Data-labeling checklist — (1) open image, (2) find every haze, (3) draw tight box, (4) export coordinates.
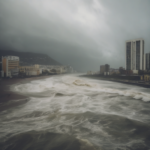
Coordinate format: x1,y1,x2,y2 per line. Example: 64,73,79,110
0,0,150,71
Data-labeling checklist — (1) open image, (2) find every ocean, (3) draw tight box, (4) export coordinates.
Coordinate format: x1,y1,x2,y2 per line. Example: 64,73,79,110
0,74,150,150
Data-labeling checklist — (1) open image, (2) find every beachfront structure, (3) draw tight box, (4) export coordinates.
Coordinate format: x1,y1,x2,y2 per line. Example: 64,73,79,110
2,56,19,77
145,53,150,70
42,66,67,74
19,65,42,76
100,64,110,75
109,68,120,75
56,66,67,74
126,39,144,72
141,74,150,82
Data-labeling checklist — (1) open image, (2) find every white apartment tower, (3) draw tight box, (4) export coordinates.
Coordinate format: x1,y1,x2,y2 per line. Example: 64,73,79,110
126,39,144,71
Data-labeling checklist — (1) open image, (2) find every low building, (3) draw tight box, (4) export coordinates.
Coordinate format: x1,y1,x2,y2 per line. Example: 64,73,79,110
119,67,126,75
126,70,133,75
133,70,139,75
109,68,120,75
19,64,42,76
110,70,120,75
57,66,66,74
141,74,150,81
2,56,19,77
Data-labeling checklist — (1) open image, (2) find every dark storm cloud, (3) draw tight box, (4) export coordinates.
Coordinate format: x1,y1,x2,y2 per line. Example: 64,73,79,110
0,0,150,71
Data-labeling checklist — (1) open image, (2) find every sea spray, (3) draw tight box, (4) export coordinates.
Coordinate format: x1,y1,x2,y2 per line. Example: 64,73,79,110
1,74,150,150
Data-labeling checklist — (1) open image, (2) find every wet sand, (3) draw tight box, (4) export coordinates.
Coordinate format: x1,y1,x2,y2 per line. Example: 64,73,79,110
0,76,51,112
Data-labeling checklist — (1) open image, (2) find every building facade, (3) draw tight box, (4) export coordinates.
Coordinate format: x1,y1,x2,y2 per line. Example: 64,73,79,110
126,39,144,71
145,53,150,70
141,74,150,82
100,65,105,74
19,65,42,76
2,56,19,77
100,64,110,75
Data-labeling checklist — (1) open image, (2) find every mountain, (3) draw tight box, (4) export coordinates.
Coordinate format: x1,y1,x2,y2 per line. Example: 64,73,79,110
0,50,61,66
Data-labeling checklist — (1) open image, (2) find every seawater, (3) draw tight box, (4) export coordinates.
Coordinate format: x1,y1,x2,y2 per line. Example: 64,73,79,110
0,74,150,150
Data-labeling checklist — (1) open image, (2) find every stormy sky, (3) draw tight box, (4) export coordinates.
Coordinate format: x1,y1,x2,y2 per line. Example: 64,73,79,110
0,0,150,71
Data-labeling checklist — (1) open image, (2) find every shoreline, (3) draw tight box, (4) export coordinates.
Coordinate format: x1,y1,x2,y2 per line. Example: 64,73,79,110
0,75,52,112
80,75,150,88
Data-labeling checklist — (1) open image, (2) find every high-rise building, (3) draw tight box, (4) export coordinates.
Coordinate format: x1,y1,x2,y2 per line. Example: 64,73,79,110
145,53,150,70
100,64,110,75
2,56,19,77
126,39,144,71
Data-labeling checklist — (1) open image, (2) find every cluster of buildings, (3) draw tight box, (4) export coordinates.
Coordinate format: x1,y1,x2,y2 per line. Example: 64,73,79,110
125,38,150,72
126,39,144,72
0,55,73,78
99,38,150,81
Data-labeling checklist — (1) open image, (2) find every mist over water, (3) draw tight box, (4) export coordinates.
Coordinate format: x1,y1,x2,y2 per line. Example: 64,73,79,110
1,74,150,150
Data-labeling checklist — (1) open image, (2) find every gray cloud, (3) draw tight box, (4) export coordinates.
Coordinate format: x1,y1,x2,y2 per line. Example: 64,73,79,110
0,0,150,71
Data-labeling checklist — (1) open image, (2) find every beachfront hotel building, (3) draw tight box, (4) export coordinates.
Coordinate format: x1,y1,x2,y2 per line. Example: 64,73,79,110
126,39,144,72
145,53,150,70
2,56,19,77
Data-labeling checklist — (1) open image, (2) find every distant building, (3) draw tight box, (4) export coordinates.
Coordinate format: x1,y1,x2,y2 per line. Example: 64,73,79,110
145,53,150,70
119,67,126,75
109,68,120,75
100,64,110,75
100,65,105,74
141,74,150,82
105,64,110,72
126,39,144,71
126,70,133,76
19,65,42,76
2,56,19,77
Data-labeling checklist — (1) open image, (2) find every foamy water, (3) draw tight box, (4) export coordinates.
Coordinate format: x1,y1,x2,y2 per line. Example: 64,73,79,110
0,74,150,150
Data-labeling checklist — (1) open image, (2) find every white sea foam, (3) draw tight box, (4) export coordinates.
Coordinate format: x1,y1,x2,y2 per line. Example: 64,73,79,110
1,74,150,150
13,75,150,102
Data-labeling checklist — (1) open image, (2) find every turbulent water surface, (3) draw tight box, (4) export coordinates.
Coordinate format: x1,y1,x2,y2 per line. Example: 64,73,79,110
1,74,150,150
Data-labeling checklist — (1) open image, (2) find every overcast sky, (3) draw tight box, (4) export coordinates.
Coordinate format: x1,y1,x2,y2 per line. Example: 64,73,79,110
0,0,150,71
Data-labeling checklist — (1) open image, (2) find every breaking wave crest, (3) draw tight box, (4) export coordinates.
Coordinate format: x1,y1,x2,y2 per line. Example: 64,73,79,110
13,75,150,102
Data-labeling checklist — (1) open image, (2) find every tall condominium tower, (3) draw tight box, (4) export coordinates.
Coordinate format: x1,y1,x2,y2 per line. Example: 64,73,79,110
145,53,150,70
126,39,144,71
